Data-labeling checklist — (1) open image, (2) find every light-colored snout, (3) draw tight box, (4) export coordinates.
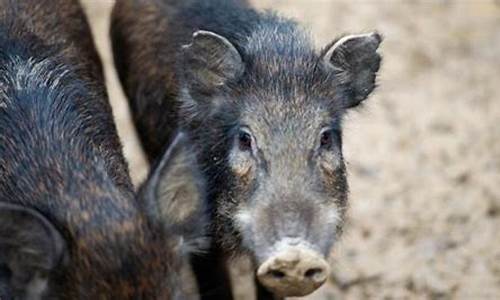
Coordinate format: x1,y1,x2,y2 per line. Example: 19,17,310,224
256,247,330,297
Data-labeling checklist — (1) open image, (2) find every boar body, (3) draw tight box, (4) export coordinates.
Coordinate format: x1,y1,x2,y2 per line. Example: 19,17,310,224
0,1,206,299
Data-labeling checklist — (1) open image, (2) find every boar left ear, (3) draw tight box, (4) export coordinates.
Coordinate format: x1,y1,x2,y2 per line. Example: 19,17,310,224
323,32,382,108
140,132,207,253
0,203,67,299
181,30,244,94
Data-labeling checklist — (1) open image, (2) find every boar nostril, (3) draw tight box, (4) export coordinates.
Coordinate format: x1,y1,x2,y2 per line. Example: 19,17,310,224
269,270,286,279
304,268,324,279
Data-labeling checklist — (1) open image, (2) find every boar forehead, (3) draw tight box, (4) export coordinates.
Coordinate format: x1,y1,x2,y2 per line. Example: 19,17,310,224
230,29,344,153
239,97,335,154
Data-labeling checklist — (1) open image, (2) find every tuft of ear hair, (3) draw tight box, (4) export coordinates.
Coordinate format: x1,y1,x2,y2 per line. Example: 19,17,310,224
181,30,244,94
323,32,382,109
140,132,208,255
0,202,67,299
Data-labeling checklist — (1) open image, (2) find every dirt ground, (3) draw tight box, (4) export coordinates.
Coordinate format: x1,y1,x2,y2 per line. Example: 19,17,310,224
81,1,500,299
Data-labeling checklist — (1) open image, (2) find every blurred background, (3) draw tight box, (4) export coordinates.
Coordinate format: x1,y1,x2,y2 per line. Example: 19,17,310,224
81,1,500,299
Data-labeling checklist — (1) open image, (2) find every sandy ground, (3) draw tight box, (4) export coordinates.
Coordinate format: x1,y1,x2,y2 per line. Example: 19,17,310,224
81,1,500,299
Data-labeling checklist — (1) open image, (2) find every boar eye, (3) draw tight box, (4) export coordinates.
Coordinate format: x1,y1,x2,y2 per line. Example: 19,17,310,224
238,130,252,151
320,129,334,149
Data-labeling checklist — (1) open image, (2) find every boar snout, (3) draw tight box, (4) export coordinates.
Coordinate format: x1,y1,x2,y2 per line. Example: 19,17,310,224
256,246,330,297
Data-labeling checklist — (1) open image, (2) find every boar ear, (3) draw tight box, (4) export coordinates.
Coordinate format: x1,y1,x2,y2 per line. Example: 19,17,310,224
323,32,382,108
141,132,207,253
181,30,244,94
0,203,67,298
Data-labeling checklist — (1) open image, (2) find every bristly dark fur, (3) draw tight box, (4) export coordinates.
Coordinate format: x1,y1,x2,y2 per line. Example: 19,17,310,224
0,0,206,299
0,1,134,243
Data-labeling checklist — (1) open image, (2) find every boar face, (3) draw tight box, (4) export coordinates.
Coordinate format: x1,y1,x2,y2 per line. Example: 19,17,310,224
179,27,381,296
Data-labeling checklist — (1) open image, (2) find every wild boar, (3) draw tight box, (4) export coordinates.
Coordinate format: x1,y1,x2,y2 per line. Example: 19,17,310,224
0,1,205,298
111,0,382,298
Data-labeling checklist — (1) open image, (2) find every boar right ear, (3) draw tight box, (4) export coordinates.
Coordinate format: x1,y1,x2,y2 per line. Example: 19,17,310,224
0,203,66,298
323,32,382,109
181,30,244,94
141,132,207,253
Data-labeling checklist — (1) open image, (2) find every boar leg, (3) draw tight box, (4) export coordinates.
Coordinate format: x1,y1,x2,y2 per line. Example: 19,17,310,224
191,248,233,300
